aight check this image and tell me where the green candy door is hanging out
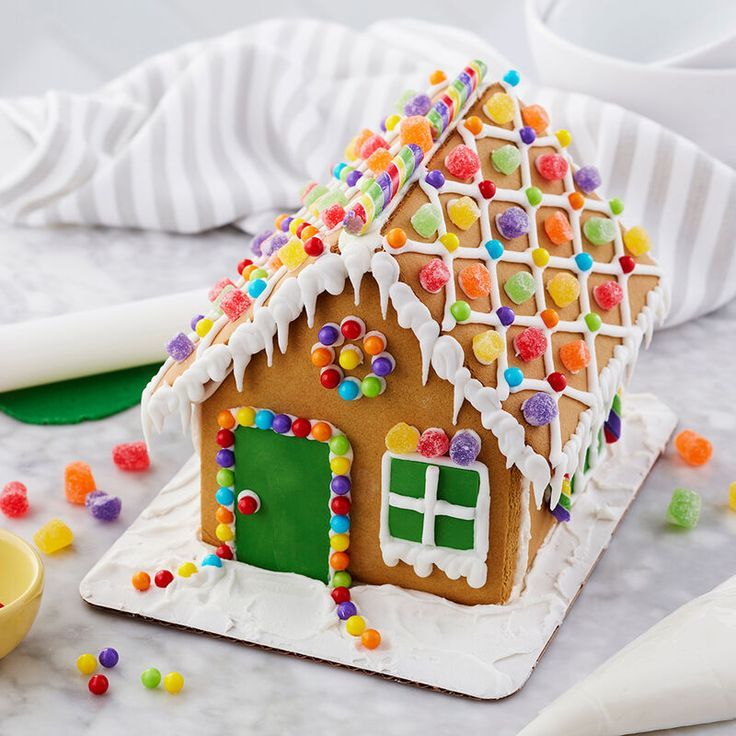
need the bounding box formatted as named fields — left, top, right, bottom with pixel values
left=233, top=425, right=332, bottom=581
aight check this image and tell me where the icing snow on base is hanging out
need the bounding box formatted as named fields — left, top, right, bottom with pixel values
left=80, top=393, right=676, bottom=699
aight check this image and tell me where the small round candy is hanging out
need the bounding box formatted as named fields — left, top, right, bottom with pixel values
left=505, top=367, right=524, bottom=387
left=464, top=115, right=483, bottom=135
left=330, top=456, right=351, bottom=475
left=331, top=497, right=350, bottom=515
left=330, top=551, right=350, bottom=571
left=338, top=345, right=362, bottom=371
left=216, top=410, right=235, bottom=430
left=311, top=421, right=332, bottom=442
left=292, top=417, right=312, bottom=437
left=215, top=506, right=234, bottom=524
left=519, top=126, right=536, bottom=145
left=341, top=317, right=365, bottom=340
left=345, top=615, right=366, bottom=636
left=547, top=372, right=567, bottom=392
left=338, top=378, right=361, bottom=401
left=478, top=180, right=496, bottom=199
left=215, top=448, right=234, bottom=467
left=318, top=323, right=341, bottom=346
left=88, top=674, right=109, bottom=695
left=132, top=571, right=151, bottom=591
left=331, top=475, right=351, bottom=495
left=361, top=375, right=384, bottom=398
left=155, top=569, right=174, bottom=588
left=386, top=228, right=407, bottom=249
left=201, top=554, right=223, bottom=569
left=425, top=169, right=445, bottom=189
left=216, top=428, right=234, bottom=448
left=178, top=562, right=198, bottom=578
left=215, top=545, right=233, bottom=560
left=568, top=192, right=585, bottom=210
left=521, top=392, right=559, bottom=427
left=331, top=571, right=352, bottom=588
left=484, top=239, right=504, bottom=260
left=329, top=434, right=350, bottom=456
left=271, top=413, right=292, bottom=434
left=77, top=653, right=97, bottom=675
left=496, top=306, right=515, bottom=327
left=540, top=308, right=559, bottom=328
left=99, top=648, right=119, bottom=669
left=574, top=252, right=594, bottom=272
left=311, top=346, right=333, bottom=368
left=238, top=495, right=258, bottom=515
left=255, top=409, right=274, bottom=430
left=337, top=601, right=357, bottom=620
left=141, top=667, right=162, bottom=689
left=361, top=629, right=382, bottom=650
left=330, top=534, right=350, bottom=552
left=235, top=406, right=256, bottom=426
left=440, top=232, right=460, bottom=252
left=247, top=279, right=267, bottom=299
left=450, top=300, right=471, bottom=323
left=619, top=255, right=636, bottom=274
left=331, top=586, right=351, bottom=604
left=330, top=515, right=350, bottom=534
left=195, top=317, right=213, bottom=337
left=449, top=430, right=481, bottom=466
left=372, top=355, right=395, bottom=377
left=304, top=236, right=324, bottom=257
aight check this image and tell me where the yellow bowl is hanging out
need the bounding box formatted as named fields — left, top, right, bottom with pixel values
left=0, top=529, right=44, bottom=659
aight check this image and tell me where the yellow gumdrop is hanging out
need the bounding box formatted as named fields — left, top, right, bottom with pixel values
left=471, top=330, right=505, bottom=365
left=278, top=237, right=309, bottom=271
left=330, top=456, right=351, bottom=475
left=440, top=232, right=460, bottom=252
left=532, top=248, right=550, bottom=267
left=345, top=615, right=366, bottom=636
left=547, top=272, right=580, bottom=308
left=555, top=129, right=572, bottom=147
left=385, top=422, right=420, bottom=454
left=623, top=226, right=651, bottom=256
left=178, top=561, right=198, bottom=577
left=483, top=92, right=515, bottom=125
left=338, top=346, right=362, bottom=371
left=330, top=533, right=350, bottom=552
left=215, top=523, right=234, bottom=542
left=447, top=196, right=480, bottom=231
left=236, top=406, right=256, bottom=426
left=195, top=318, right=213, bottom=337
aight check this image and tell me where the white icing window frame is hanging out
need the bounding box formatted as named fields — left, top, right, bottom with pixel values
left=379, top=451, right=490, bottom=589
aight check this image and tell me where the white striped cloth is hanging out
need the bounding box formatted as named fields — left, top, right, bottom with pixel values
left=0, top=18, right=733, bottom=327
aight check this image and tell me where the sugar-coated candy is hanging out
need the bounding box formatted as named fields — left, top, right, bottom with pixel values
left=447, top=196, right=480, bottom=230
left=361, top=629, right=382, bottom=650
left=279, top=236, right=309, bottom=270
left=321, top=203, right=345, bottom=229
left=541, top=308, right=559, bottom=328
left=400, top=115, right=433, bottom=154
left=33, top=518, right=73, bottom=555
left=573, top=166, right=601, bottom=194
left=535, top=153, right=568, bottom=181
left=547, top=371, right=567, bottom=392
left=519, top=126, right=536, bottom=145
left=166, top=333, right=194, bottom=362
left=440, top=232, right=459, bottom=252
left=522, top=392, right=558, bottom=427
left=444, top=145, right=480, bottom=180
left=99, top=648, right=119, bottom=668
left=479, top=180, right=496, bottom=199
left=410, top=203, right=442, bottom=238
left=155, top=569, right=174, bottom=588
left=547, top=272, right=580, bottom=308
left=666, top=488, right=701, bottom=529
left=623, top=226, right=651, bottom=256
left=386, top=227, right=407, bottom=249
left=429, top=69, right=447, bottom=85
left=263, top=231, right=288, bottom=257
left=404, top=94, right=432, bottom=117
left=112, top=441, right=150, bottom=472
left=514, top=327, right=548, bottom=362
left=359, top=133, right=388, bottom=159
left=449, top=430, right=481, bottom=467
left=674, top=430, right=713, bottom=466
left=575, top=252, right=594, bottom=271
left=497, top=306, right=515, bottom=326
left=496, top=207, right=529, bottom=239
left=504, top=271, right=536, bottom=304
left=472, top=330, right=505, bottom=365
left=132, top=571, right=151, bottom=591
left=2, top=480, right=26, bottom=496
left=521, top=104, right=549, bottom=134
left=419, top=258, right=451, bottom=293
left=163, top=672, right=185, bottom=694
left=464, top=116, right=483, bottom=135
left=505, top=367, right=524, bottom=387
left=491, top=144, right=521, bottom=176
left=347, top=128, right=372, bottom=160
left=584, top=312, right=602, bottom=332
left=220, top=289, right=252, bottom=321
left=583, top=217, right=617, bottom=246
left=88, top=674, right=109, bottom=696
left=458, top=263, right=491, bottom=299
left=526, top=186, right=543, bottom=207
left=209, top=277, right=234, bottom=302
left=555, top=129, right=571, bottom=147
left=593, top=280, right=624, bottom=311
left=544, top=211, right=573, bottom=245
left=559, top=339, right=591, bottom=374
left=425, top=169, right=445, bottom=189
left=64, top=461, right=95, bottom=505
left=77, top=653, right=97, bottom=675
left=532, top=248, right=550, bottom=267
left=417, top=428, right=450, bottom=458
left=141, top=667, right=162, bottom=689
left=250, top=229, right=273, bottom=257
left=485, top=239, right=504, bottom=259
left=0, top=488, right=28, bottom=518
left=366, top=148, right=391, bottom=173
left=86, top=491, right=122, bottom=522
left=385, top=422, right=420, bottom=454
left=450, top=300, right=471, bottom=322
left=483, top=92, right=515, bottom=125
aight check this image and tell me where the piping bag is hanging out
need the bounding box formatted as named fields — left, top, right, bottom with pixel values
left=518, top=574, right=736, bottom=735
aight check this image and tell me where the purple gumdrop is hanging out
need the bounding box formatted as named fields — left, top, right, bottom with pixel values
left=337, top=601, right=357, bottom=620
left=404, top=94, right=432, bottom=117
left=271, top=414, right=292, bottom=434
left=372, top=356, right=394, bottom=377
left=280, top=216, right=293, bottom=232
left=264, top=232, right=288, bottom=257
left=165, top=332, right=194, bottom=362
left=190, top=314, right=204, bottom=331
left=496, top=207, right=529, bottom=240
left=425, top=169, right=445, bottom=189
left=318, top=324, right=340, bottom=346
left=519, top=126, right=536, bottom=145
left=496, top=306, right=515, bottom=327
left=521, top=392, right=559, bottom=427
left=331, top=475, right=351, bottom=495
left=449, top=430, right=481, bottom=467
left=250, top=229, right=274, bottom=257
left=90, top=494, right=122, bottom=522
left=85, top=490, right=107, bottom=509
left=346, top=170, right=362, bottom=188
left=573, top=166, right=601, bottom=194
left=216, top=449, right=234, bottom=468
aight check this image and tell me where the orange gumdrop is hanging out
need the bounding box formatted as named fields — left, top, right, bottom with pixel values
left=132, top=571, right=151, bottom=591
left=458, top=263, right=492, bottom=299
left=521, top=104, right=550, bottom=134
left=559, top=339, right=591, bottom=374
left=350, top=128, right=373, bottom=159
left=366, top=148, right=391, bottom=173
left=311, top=347, right=333, bottom=368
left=386, top=227, right=407, bottom=249
left=674, top=430, right=713, bottom=466
left=64, top=461, right=96, bottom=505
left=330, top=551, right=350, bottom=571
left=217, top=410, right=235, bottom=429
left=361, top=629, right=382, bottom=650
left=464, top=116, right=483, bottom=136
left=311, top=422, right=332, bottom=442
left=569, top=192, right=585, bottom=210
left=400, top=115, right=434, bottom=154
left=544, top=211, right=574, bottom=246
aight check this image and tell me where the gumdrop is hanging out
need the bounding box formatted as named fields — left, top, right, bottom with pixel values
left=574, top=166, right=601, bottom=194
left=0, top=489, right=29, bottom=518
left=483, top=92, right=515, bottom=125
left=593, top=280, right=624, bottom=311
left=263, top=232, right=288, bottom=257
left=34, top=518, right=73, bottom=554
left=322, top=203, right=346, bottom=229
left=521, top=104, right=549, bottom=134
left=410, top=203, right=442, bottom=238
left=278, top=237, right=309, bottom=270
left=544, top=211, right=573, bottom=245
left=521, top=392, right=558, bottom=427
left=366, top=148, right=391, bottom=173
left=666, top=488, right=701, bottom=529
left=220, top=289, right=252, bottom=321
left=623, top=226, right=651, bottom=256
left=417, top=428, right=450, bottom=458
left=491, top=144, right=521, bottom=176
left=394, top=90, right=417, bottom=114
left=313, top=189, right=347, bottom=215
left=458, top=263, right=491, bottom=299
left=449, top=430, right=481, bottom=466
left=472, top=330, right=505, bottom=365
left=419, top=259, right=451, bottom=293
left=559, top=339, right=591, bottom=374
left=400, top=116, right=433, bottom=154
left=674, top=430, right=713, bottom=467
left=444, top=145, right=480, bottom=180
left=496, top=207, right=529, bottom=239
left=447, top=196, right=480, bottom=230
left=385, top=422, right=420, bottom=454
left=113, top=442, right=149, bottom=473
left=583, top=217, right=617, bottom=246
left=547, top=272, right=580, bottom=308
left=513, top=327, right=548, bottom=362
left=86, top=491, right=122, bottom=522
left=535, top=153, right=568, bottom=181
left=165, top=333, right=194, bottom=362
left=359, top=134, right=388, bottom=159
left=250, top=229, right=273, bottom=257
left=504, top=271, right=536, bottom=304
left=209, top=278, right=234, bottom=303
left=65, top=461, right=96, bottom=505
left=2, top=481, right=26, bottom=496
left=404, top=94, right=432, bottom=117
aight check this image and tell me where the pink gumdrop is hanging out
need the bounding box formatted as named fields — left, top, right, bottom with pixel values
left=112, top=441, right=150, bottom=472
left=444, top=145, right=480, bottom=181
left=0, top=490, right=29, bottom=518
left=593, top=280, right=624, bottom=311
left=417, top=428, right=450, bottom=458
left=535, top=153, right=569, bottom=181
left=419, top=259, right=451, bottom=294
left=513, top=327, right=548, bottom=362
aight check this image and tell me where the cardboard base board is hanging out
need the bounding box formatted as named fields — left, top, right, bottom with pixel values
left=80, top=393, right=676, bottom=699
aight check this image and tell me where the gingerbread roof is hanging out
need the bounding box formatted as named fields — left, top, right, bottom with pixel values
left=143, top=61, right=667, bottom=509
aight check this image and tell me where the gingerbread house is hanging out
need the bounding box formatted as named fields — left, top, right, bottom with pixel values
left=142, top=61, right=666, bottom=631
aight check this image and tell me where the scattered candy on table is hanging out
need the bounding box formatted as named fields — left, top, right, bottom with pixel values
left=674, top=430, right=713, bottom=466
left=34, top=518, right=73, bottom=554
left=163, top=672, right=185, bottom=694
left=132, top=571, right=151, bottom=591
left=88, top=674, right=109, bottom=696
left=112, top=441, right=150, bottom=471
left=85, top=491, right=122, bottom=522
left=99, top=648, right=119, bottom=668
left=64, top=461, right=96, bottom=505
left=666, top=488, right=701, bottom=529
left=76, top=653, right=97, bottom=675
left=0, top=482, right=29, bottom=518
left=141, top=668, right=162, bottom=689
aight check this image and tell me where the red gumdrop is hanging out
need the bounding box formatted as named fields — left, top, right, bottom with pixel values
left=593, top=280, right=624, bottom=311
left=322, top=204, right=346, bottom=229
left=112, top=441, right=150, bottom=472
left=216, top=429, right=234, bottom=448
left=513, top=327, right=548, bottom=362
left=547, top=372, right=567, bottom=392
left=479, top=180, right=497, bottom=199
left=419, top=258, right=451, bottom=294
left=292, top=418, right=312, bottom=437
left=215, top=545, right=233, bottom=560
left=417, top=428, right=450, bottom=458
left=331, top=586, right=351, bottom=604
left=535, top=153, right=569, bottom=181
left=2, top=481, right=27, bottom=496
left=154, top=570, right=174, bottom=588
left=444, top=144, right=480, bottom=180
left=0, top=490, right=29, bottom=518
left=331, top=496, right=351, bottom=515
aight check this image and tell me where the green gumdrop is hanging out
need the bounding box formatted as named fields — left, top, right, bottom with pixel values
left=609, top=197, right=624, bottom=215
left=141, top=668, right=162, bottom=689
left=583, top=216, right=617, bottom=245
left=450, top=300, right=471, bottom=322
left=395, top=89, right=418, bottom=113
left=666, top=488, right=701, bottom=529
left=314, top=189, right=347, bottom=213
left=328, top=434, right=350, bottom=455
left=491, top=144, right=521, bottom=175
left=410, top=203, right=442, bottom=238
left=361, top=376, right=383, bottom=398
left=584, top=312, right=602, bottom=331
left=526, top=186, right=543, bottom=206
left=504, top=271, right=536, bottom=304
left=303, top=184, right=328, bottom=207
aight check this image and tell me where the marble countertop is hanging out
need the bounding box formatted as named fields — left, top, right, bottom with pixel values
left=1, top=223, right=735, bottom=736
